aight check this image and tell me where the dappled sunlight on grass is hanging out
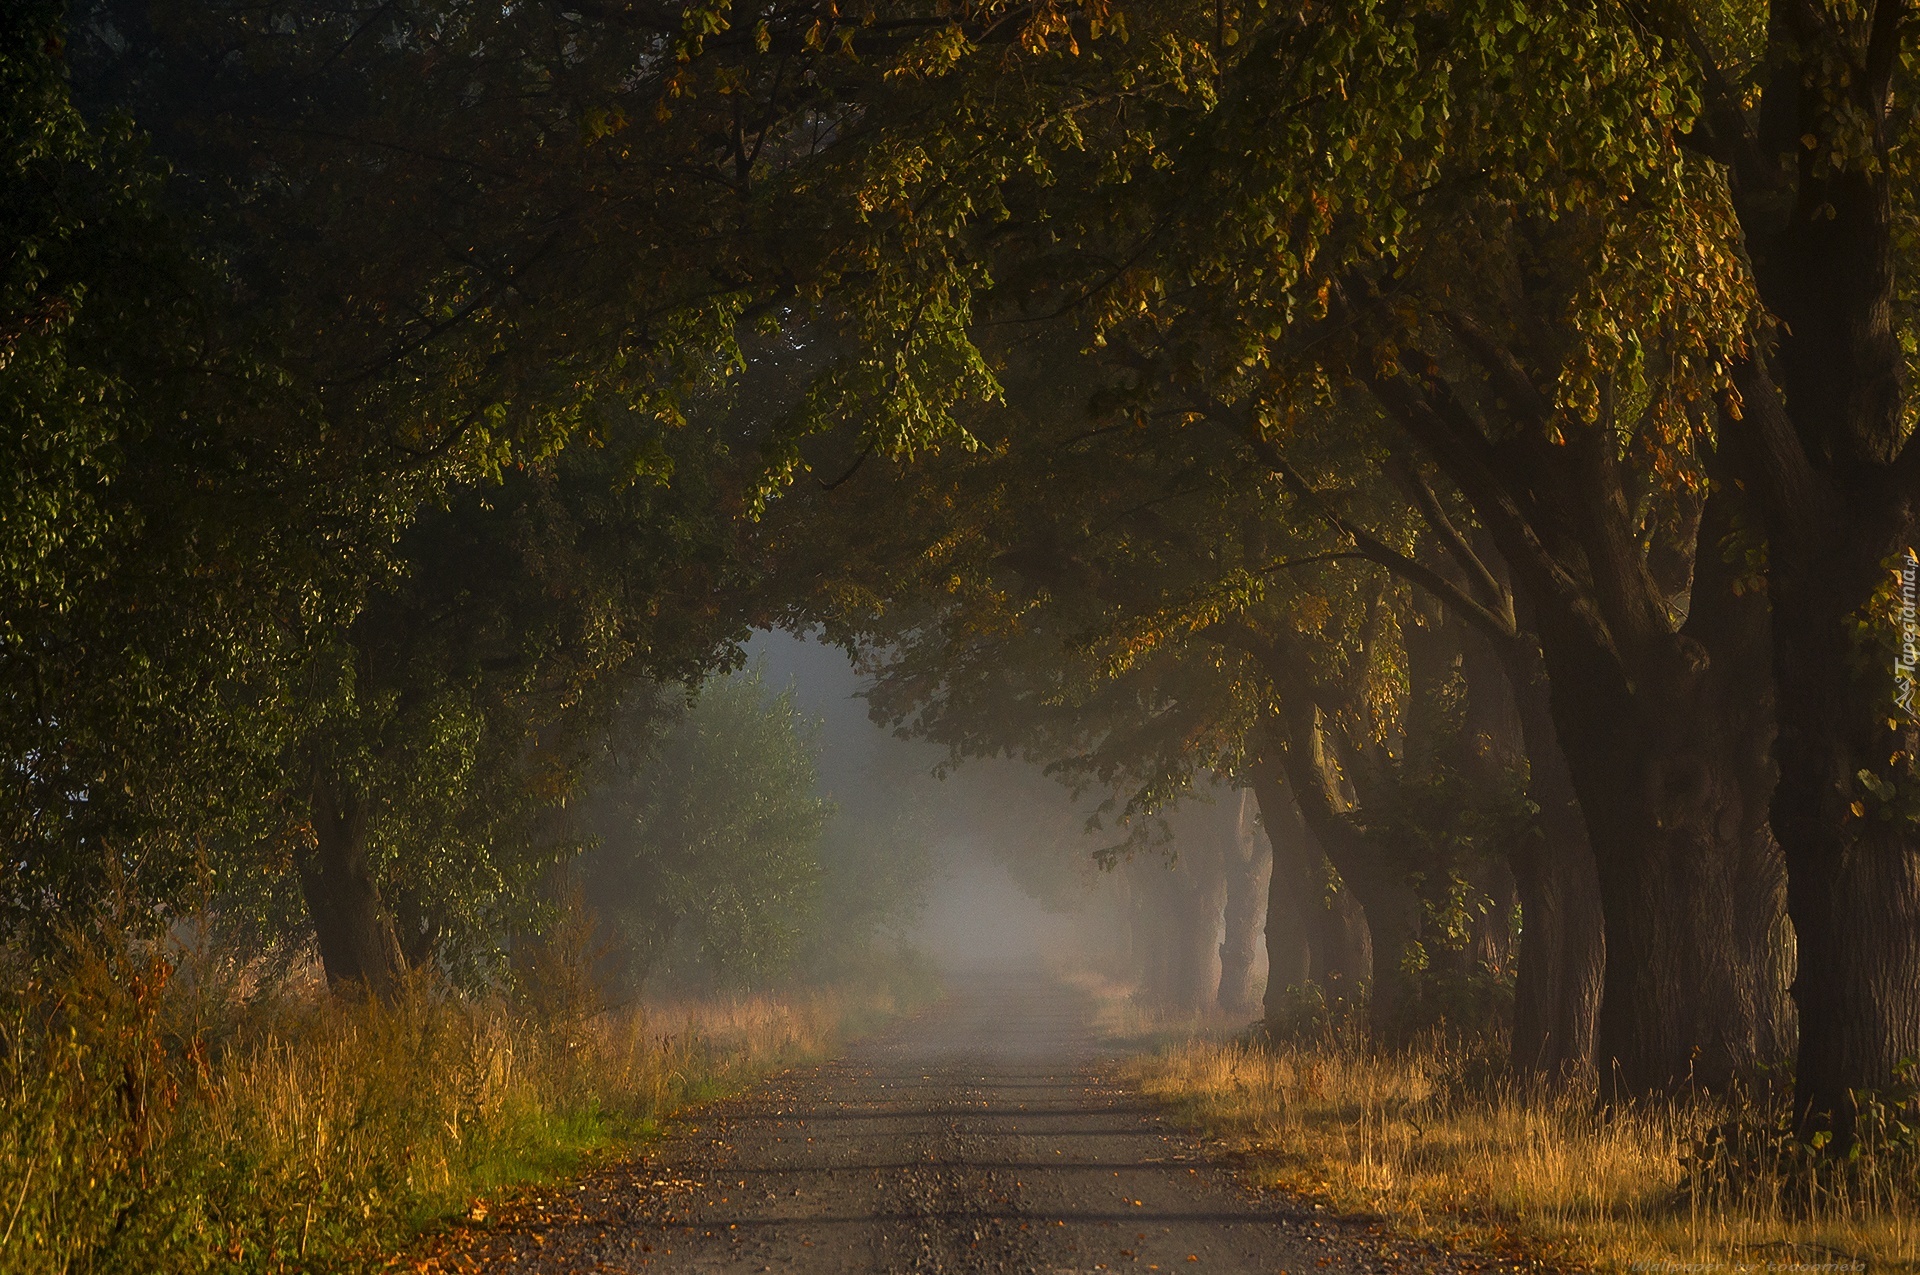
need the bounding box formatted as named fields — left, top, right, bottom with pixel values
left=1129, top=1035, right=1919, bottom=1273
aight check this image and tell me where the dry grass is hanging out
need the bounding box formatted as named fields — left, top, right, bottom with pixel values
left=0, top=939, right=933, bottom=1275
left=1126, top=1033, right=1919, bottom=1274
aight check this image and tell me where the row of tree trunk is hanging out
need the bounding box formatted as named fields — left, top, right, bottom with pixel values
left=1231, top=541, right=1796, bottom=1097
left=1118, top=791, right=1272, bottom=1016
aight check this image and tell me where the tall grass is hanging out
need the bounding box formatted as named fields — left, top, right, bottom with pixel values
left=1128, top=1031, right=1919, bottom=1272
left=0, top=936, right=932, bottom=1275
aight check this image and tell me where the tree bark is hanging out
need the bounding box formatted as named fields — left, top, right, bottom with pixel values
left=297, top=771, right=407, bottom=999
left=1171, top=838, right=1229, bottom=1013
left=1259, top=791, right=1320, bottom=998
left=1252, top=760, right=1370, bottom=1032
left=1365, top=360, right=1791, bottom=1093
left=1710, top=6, right=1920, bottom=1139
left=1274, top=702, right=1424, bottom=1034
left=1127, top=843, right=1225, bottom=1013
left=1125, top=872, right=1172, bottom=1001
left=1741, top=360, right=1920, bottom=1138
left=1313, top=873, right=1372, bottom=994
left=1533, top=631, right=1785, bottom=1093
left=1497, top=637, right=1606, bottom=1082
left=1217, top=788, right=1271, bottom=1015
left=1455, top=603, right=1605, bottom=1081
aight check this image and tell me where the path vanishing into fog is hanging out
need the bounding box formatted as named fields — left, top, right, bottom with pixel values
left=420, top=974, right=1503, bottom=1274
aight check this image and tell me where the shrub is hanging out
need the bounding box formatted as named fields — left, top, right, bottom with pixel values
left=0, top=933, right=918, bottom=1274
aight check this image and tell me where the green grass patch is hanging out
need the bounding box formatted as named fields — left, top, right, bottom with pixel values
left=0, top=940, right=936, bottom=1274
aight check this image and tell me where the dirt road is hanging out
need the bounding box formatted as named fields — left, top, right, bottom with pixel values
left=423, top=973, right=1483, bottom=1274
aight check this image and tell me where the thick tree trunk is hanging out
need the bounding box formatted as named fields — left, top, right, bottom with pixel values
left=1753, top=382, right=1920, bottom=1136
left=1548, top=685, right=1784, bottom=1095
left=1252, top=762, right=1369, bottom=1031
left=1364, top=294, right=1793, bottom=1095
left=1276, top=704, right=1422, bottom=1034
left=1377, top=369, right=1790, bottom=1092
left=1217, top=788, right=1271, bottom=1015
left=1172, top=841, right=1229, bottom=1012
left=1722, top=28, right=1920, bottom=1138
left=1499, top=639, right=1606, bottom=1082
left=1260, top=820, right=1312, bottom=999
left=1128, top=846, right=1225, bottom=1013
left=1313, top=875, right=1372, bottom=994
left=1469, top=860, right=1518, bottom=984
left=1778, top=784, right=1920, bottom=1142
left=1126, top=874, right=1173, bottom=1001
left=297, top=772, right=406, bottom=999
left=1526, top=483, right=1789, bottom=1092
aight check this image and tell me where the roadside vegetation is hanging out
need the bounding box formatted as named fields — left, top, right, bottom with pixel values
left=0, top=665, right=934, bottom=1275
left=7, top=1, right=1920, bottom=1272
left=1127, top=1021, right=1919, bottom=1273
left=0, top=934, right=930, bottom=1275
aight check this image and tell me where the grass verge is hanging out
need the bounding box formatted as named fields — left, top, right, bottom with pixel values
left=0, top=939, right=937, bottom=1275
left=1125, top=1030, right=1919, bottom=1274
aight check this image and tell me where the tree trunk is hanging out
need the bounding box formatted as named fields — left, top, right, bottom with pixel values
left=1314, top=874, right=1372, bottom=994
left=1217, top=788, right=1271, bottom=1015
left=297, top=771, right=406, bottom=999
left=1373, top=365, right=1791, bottom=1092
left=1751, top=363, right=1920, bottom=1136
left=1126, top=872, right=1173, bottom=1001
left=1275, top=703, right=1422, bottom=1034
left=1778, top=779, right=1920, bottom=1143
left=1496, top=637, right=1606, bottom=1082
left=1525, top=484, right=1789, bottom=1093
left=1260, top=814, right=1312, bottom=999
left=1128, top=851, right=1221, bottom=1012
left=1252, top=761, right=1371, bottom=1031
left=1170, top=840, right=1228, bottom=1012
left=1720, top=23, right=1920, bottom=1138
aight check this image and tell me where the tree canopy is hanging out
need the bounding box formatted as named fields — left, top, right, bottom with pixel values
left=4, top=0, right=1917, bottom=1149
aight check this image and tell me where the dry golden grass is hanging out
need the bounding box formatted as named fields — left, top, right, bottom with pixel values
left=1126, top=1034, right=1919, bottom=1274
left=0, top=940, right=933, bottom=1275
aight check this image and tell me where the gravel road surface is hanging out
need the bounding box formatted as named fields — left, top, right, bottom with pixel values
left=416, top=972, right=1503, bottom=1274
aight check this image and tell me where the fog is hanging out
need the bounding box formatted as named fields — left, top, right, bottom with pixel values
left=744, top=629, right=1103, bottom=973
left=744, top=630, right=1266, bottom=1006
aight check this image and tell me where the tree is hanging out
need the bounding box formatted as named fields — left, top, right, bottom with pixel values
left=1, top=3, right=378, bottom=941
left=759, top=0, right=1806, bottom=1092
left=1215, top=787, right=1270, bottom=1016
left=1673, top=0, right=1920, bottom=1141
left=577, top=669, right=831, bottom=991
left=8, top=0, right=848, bottom=976
left=765, top=337, right=1552, bottom=1043
left=286, top=409, right=753, bottom=993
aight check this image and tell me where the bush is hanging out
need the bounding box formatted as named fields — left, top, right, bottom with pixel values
left=1682, top=1064, right=1920, bottom=1218
left=0, top=932, right=917, bottom=1274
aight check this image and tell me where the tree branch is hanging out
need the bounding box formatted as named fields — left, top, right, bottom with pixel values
left=1729, top=350, right=1836, bottom=540
left=1440, top=308, right=1554, bottom=424
left=815, top=438, right=875, bottom=491
left=1865, top=0, right=1908, bottom=108
left=1385, top=454, right=1515, bottom=626
left=1364, top=369, right=1626, bottom=670
left=1192, top=393, right=1524, bottom=646
left=1253, top=550, right=1381, bottom=575
left=1642, top=2, right=1772, bottom=188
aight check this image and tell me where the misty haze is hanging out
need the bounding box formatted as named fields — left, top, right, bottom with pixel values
left=4, top=4, right=1917, bottom=1274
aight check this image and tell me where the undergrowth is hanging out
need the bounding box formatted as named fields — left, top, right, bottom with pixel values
left=0, top=935, right=935, bottom=1274
left=1127, top=1025, right=1920, bottom=1274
